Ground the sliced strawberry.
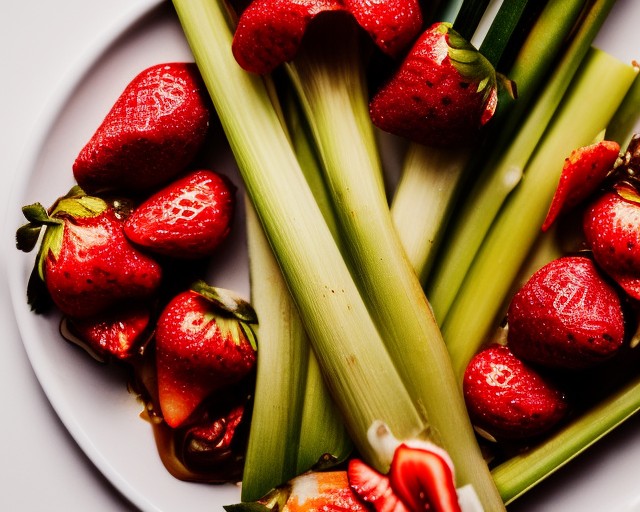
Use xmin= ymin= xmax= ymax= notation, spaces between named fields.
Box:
xmin=463 ymin=344 xmax=569 ymax=441
xmin=369 ymin=22 xmax=498 ymax=148
xmin=123 ymin=169 xmax=236 ymax=259
xmin=18 ymin=189 xmax=162 ymax=319
xmin=73 ymin=62 xmax=210 ymax=194
xmin=348 ymin=458 xmax=408 ymax=512
xmin=542 ymin=140 xmax=620 ymax=231
xmin=507 ymin=255 xmax=626 ymax=369
xmin=583 ymin=184 xmax=640 ymax=300
xmin=231 ymin=0 xmax=422 ymax=75
xmin=388 ymin=443 xmax=460 ymax=512
xmin=155 ymin=281 xmax=257 ymax=428
xmin=62 ymin=303 xmax=152 ymax=361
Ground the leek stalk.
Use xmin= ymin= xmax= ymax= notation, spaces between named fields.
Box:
xmin=285 ymin=16 xmax=504 ymax=509
xmin=428 ymin=0 xmax=619 ymax=324
xmin=173 ymin=0 xmax=425 ymax=475
xmin=442 ymin=47 xmax=638 ymax=380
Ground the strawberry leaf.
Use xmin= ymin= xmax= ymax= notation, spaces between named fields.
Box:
xmin=191 ymin=279 xmax=258 ymax=324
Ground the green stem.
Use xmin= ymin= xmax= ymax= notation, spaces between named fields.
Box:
xmin=173 ymin=0 xmax=425 ymax=474
xmin=442 ymin=47 xmax=638 ymax=381
xmin=452 ymin=0 xmax=493 ymax=40
xmin=427 ymin=0 xmax=618 ymax=324
xmin=285 ymin=16 xmax=504 ymax=510
xmin=493 ymin=372 xmax=640 ymax=504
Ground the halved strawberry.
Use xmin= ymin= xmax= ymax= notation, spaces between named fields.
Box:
xmin=369 ymin=22 xmax=498 ymax=147
xmin=542 ymin=140 xmax=620 ymax=231
xmin=463 ymin=344 xmax=569 ymax=441
xmin=124 ymin=169 xmax=236 ymax=259
xmin=388 ymin=443 xmax=460 ymax=512
xmin=17 ymin=188 xmax=163 ymax=319
xmin=154 ymin=281 xmax=257 ymax=428
xmin=231 ymin=0 xmax=422 ymax=75
xmin=347 ymin=458 xmax=408 ymax=512
xmin=583 ymin=184 xmax=640 ymax=301
xmin=72 ymin=62 xmax=210 ymax=194
xmin=507 ymin=255 xmax=626 ymax=369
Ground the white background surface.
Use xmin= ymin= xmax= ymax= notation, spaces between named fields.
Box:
xmin=1 ymin=1 xmax=640 ymax=511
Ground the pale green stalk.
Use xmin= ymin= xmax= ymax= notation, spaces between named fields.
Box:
xmin=442 ymin=47 xmax=638 ymax=381
xmin=493 ymin=374 xmax=640 ymax=504
xmin=428 ymin=0 xmax=619 ymax=323
xmin=285 ymin=17 xmax=504 ymax=510
xmin=391 ymin=146 xmax=471 ymax=283
xmin=173 ymin=0 xmax=426 ymax=474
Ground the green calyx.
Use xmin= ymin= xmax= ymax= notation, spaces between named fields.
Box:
xmin=17 ymin=186 xmax=109 ymax=282
xmin=190 ymin=279 xmax=258 ymax=351
xmin=440 ymin=22 xmax=498 ymax=101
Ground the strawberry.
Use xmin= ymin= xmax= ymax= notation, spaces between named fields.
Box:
xmin=72 ymin=62 xmax=210 ymax=195
xmin=17 ymin=187 xmax=163 ymax=319
xmin=181 ymin=400 xmax=249 ymax=481
xmin=347 ymin=458 xmax=409 ymax=512
xmin=61 ymin=303 xmax=152 ymax=361
xmin=583 ymin=184 xmax=640 ymax=301
xmin=123 ymin=169 xmax=236 ymax=259
xmin=388 ymin=443 xmax=460 ymax=512
xmin=154 ymin=281 xmax=257 ymax=428
xmin=231 ymin=0 xmax=422 ymax=75
xmin=507 ymin=256 xmax=625 ymax=369
xmin=463 ymin=344 xmax=569 ymax=440
xmin=369 ymin=22 xmax=499 ymax=148
xmin=542 ymin=140 xmax=620 ymax=231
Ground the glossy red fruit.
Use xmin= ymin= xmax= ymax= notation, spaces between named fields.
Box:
xmin=507 ymin=255 xmax=625 ymax=369
xmin=124 ymin=169 xmax=236 ymax=259
xmin=231 ymin=0 xmax=422 ymax=75
xmin=583 ymin=184 xmax=640 ymax=300
xmin=18 ymin=190 xmax=162 ymax=319
xmin=155 ymin=282 xmax=257 ymax=428
xmin=348 ymin=458 xmax=409 ymax=512
xmin=63 ymin=304 xmax=152 ymax=361
xmin=389 ymin=443 xmax=460 ymax=512
xmin=463 ymin=344 xmax=569 ymax=440
xmin=369 ymin=22 xmax=498 ymax=148
xmin=542 ymin=140 xmax=620 ymax=231
xmin=73 ymin=62 xmax=210 ymax=194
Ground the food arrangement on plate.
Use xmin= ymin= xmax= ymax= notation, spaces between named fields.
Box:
xmin=12 ymin=0 xmax=640 ymax=510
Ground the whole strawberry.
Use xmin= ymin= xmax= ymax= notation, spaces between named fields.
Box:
xmin=369 ymin=22 xmax=498 ymax=147
xmin=73 ymin=62 xmax=210 ymax=194
xmin=231 ymin=0 xmax=422 ymax=75
xmin=154 ymin=281 xmax=257 ymax=428
xmin=61 ymin=304 xmax=152 ymax=362
xmin=463 ymin=344 xmax=568 ymax=441
xmin=583 ymin=184 xmax=640 ymax=301
xmin=124 ymin=169 xmax=236 ymax=259
xmin=507 ymin=256 xmax=625 ymax=369
xmin=17 ymin=187 xmax=162 ymax=319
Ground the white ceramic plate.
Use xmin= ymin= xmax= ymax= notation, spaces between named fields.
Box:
xmin=6 ymin=1 xmax=640 ymax=511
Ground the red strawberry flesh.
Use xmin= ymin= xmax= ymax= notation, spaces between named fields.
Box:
xmin=73 ymin=62 xmax=210 ymax=194
xmin=463 ymin=344 xmax=568 ymax=440
xmin=507 ymin=256 xmax=625 ymax=369
xmin=231 ymin=0 xmax=422 ymax=75
xmin=155 ymin=290 xmax=256 ymax=428
xmin=369 ymin=22 xmax=498 ymax=148
xmin=583 ymin=186 xmax=640 ymax=300
xmin=44 ymin=208 xmax=162 ymax=318
xmin=124 ymin=169 xmax=236 ymax=259
xmin=542 ymin=140 xmax=620 ymax=231
xmin=348 ymin=458 xmax=409 ymax=512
